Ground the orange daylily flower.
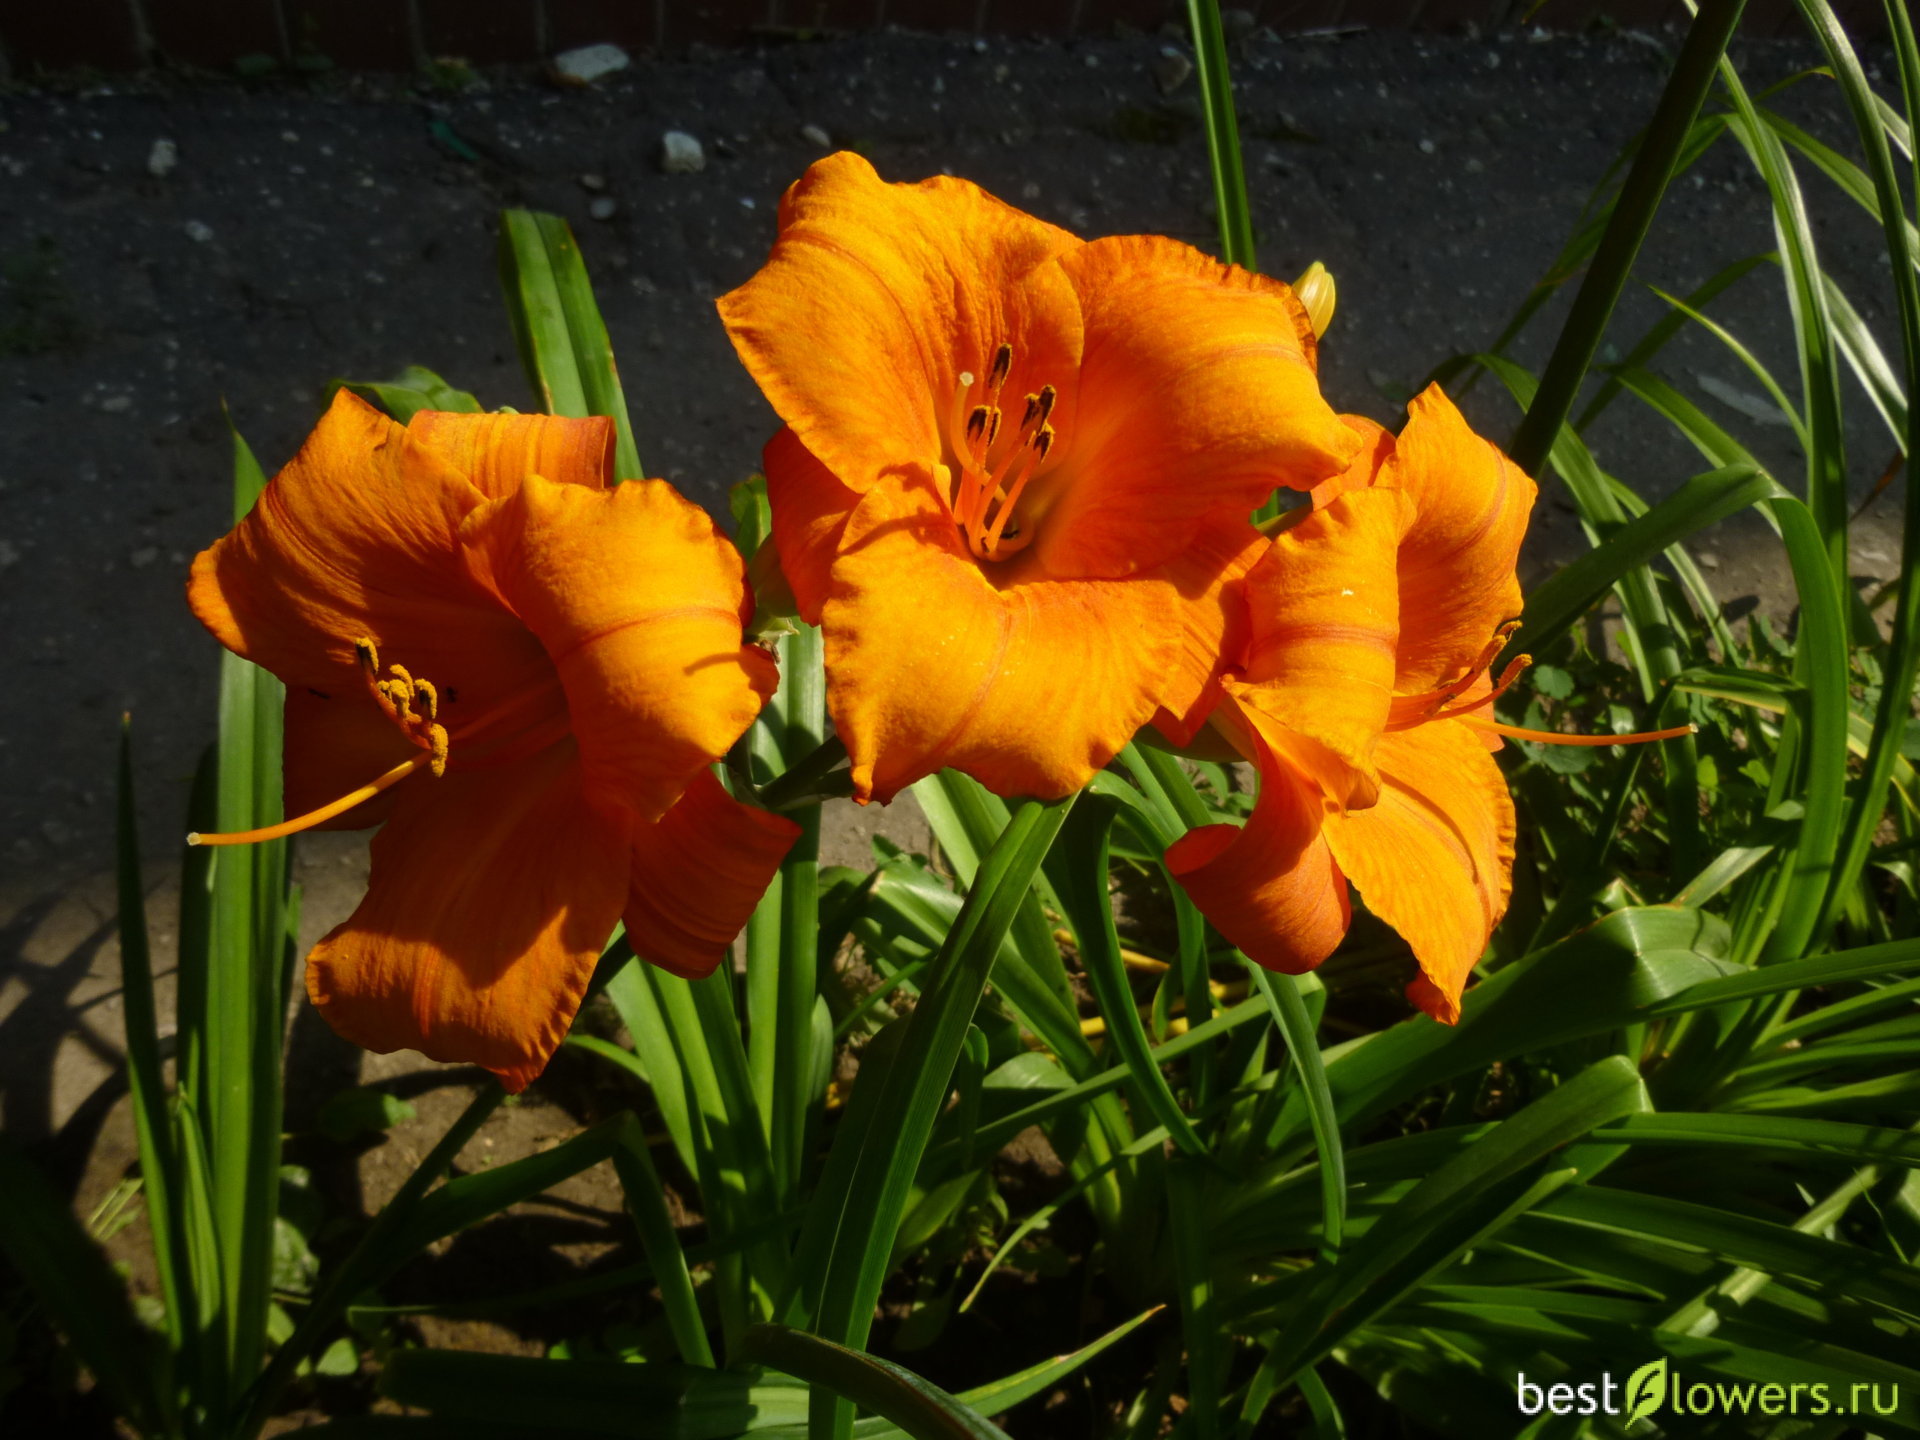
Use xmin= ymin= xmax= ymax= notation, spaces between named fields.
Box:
xmin=718 ymin=153 xmax=1358 ymax=803
xmin=1170 ymin=385 xmax=1671 ymax=1022
xmin=187 ymin=391 xmax=797 ymax=1090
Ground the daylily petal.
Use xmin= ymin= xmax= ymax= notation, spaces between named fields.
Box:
xmin=459 ymin=475 xmax=777 ymax=823
xmin=821 ymin=471 xmax=1180 ymax=803
xmin=1232 ymin=486 xmax=1407 ymax=800
xmin=1149 ymin=514 xmax=1268 ymax=746
xmin=719 ymin=152 xmax=1081 ymax=502
xmin=187 ymin=390 xmax=548 ymax=699
xmin=1166 ymin=719 xmax=1350 ymax=974
xmin=305 ymin=739 xmax=631 ymax=1093
xmin=764 ymin=426 xmax=857 ymax=626
xmin=1382 ymin=385 xmax=1535 ymax=692
xmin=1321 ymin=719 xmax=1515 ymax=1024
xmin=407 ymin=409 xmax=614 ymax=496
xmin=625 ymin=769 xmax=801 ymax=979
xmin=1031 ymin=236 xmax=1358 ymax=579
xmin=1310 ymin=413 xmax=1395 ymax=508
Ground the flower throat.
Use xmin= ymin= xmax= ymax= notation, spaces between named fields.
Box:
xmin=945 ymin=342 xmax=1057 ymax=561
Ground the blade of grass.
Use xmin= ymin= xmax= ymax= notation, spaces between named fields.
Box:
xmin=1247 ymin=967 xmax=1345 ymax=1260
xmin=1268 ymin=1057 xmax=1648 ymax=1382
xmin=610 ymin=1132 xmax=716 ymax=1368
xmin=1574 ymin=253 xmax=1776 ymax=430
xmin=1506 ymin=459 xmax=1781 ymax=661
xmin=1507 ymin=0 xmax=1748 ymax=475
xmin=745 ymin=1326 xmax=1005 ymax=1440
xmin=0 ymin=1140 xmax=171 ymax=1435
xmin=1049 ymin=797 xmax=1205 ymax=1157
xmin=1717 ymin=47 xmax=1852 ymax=594
xmin=1757 ymin=495 xmax=1850 ymax=963
xmin=1486 ymin=356 xmax=1708 ymax=868
xmin=239 ymin=1085 xmax=504 ymax=1439
xmin=1167 ymin=1157 xmax=1223 ymax=1440
xmin=114 ymin=719 xmax=192 ymax=1360
xmin=1121 ymin=745 xmax=1221 ymax=1104
xmin=1799 ymin=0 xmax=1920 ymax=947
xmin=805 ymin=795 xmax=1075 ymax=1440
xmin=203 ymin=418 xmax=288 ymax=1404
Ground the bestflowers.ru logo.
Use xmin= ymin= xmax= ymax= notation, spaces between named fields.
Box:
xmin=1516 ymin=1359 xmax=1905 ymax=1425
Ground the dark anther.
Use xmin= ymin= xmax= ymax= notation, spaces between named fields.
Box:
xmin=988 ymin=343 xmax=1013 ymax=392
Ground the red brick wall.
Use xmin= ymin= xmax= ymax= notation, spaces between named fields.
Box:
xmin=0 ymin=0 xmax=1885 ymax=74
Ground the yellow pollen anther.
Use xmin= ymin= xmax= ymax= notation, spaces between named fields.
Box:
xmin=354 ymin=637 xmax=380 ymax=675
xmin=428 ymin=723 xmax=449 ymax=777
xmin=414 ymin=678 xmax=438 ymax=721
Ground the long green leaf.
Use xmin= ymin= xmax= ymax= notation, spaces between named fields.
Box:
xmin=114 ymin=721 xmax=192 ymax=1361
xmin=1718 ymin=47 xmax=1852 ymax=587
xmin=1593 ymin=1112 xmax=1920 ymax=1168
xmin=382 ymin=1351 xmax=807 ymax=1438
xmin=1507 ymin=0 xmax=1747 ymax=474
xmin=239 ymin=1086 xmax=504 ymax=1436
xmin=0 ymin=1139 xmax=169 ymax=1434
xmin=1185 ymin=0 xmax=1255 ymax=271
xmin=804 ymin=796 xmax=1075 ymax=1440
xmin=197 ymin=417 xmax=289 ymax=1407
xmin=1507 ymin=459 xmax=1778 ymax=662
xmin=1757 ymin=495 xmax=1850 ymax=963
xmin=1800 ymin=0 xmax=1920 ymax=949
xmin=1167 ymin=1158 xmax=1223 ymax=1440
xmin=1268 ymin=1057 xmax=1648 ymax=1381
xmin=744 ymin=1326 xmax=1004 ymax=1440
xmin=611 ymin=1136 xmax=716 ymax=1368
xmin=497 ymin=208 xmax=642 ymax=478
xmin=1247 ymin=967 xmax=1345 ymax=1258
xmin=1050 ymin=797 xmax=1204 ymax=1156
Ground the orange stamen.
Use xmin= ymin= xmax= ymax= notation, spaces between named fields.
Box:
xmin=1387 ymin=624 xmax=1691 ymax=749
xmin=1455 ymin=715 xmax=1697 ymax=746
xmin=980 ymin=445 xmax=1039 ymax=556
xmin=1431 ymin=654 xmax=1531 ymax=720
xmin=981 ymin=424 xmax=1053 ymax=557
xmin=187 ymin=750 xmax=432 ymax=846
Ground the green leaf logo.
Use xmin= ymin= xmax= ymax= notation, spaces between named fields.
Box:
xmin=1624 ymin=1357 xmax=1669 ymax=1427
